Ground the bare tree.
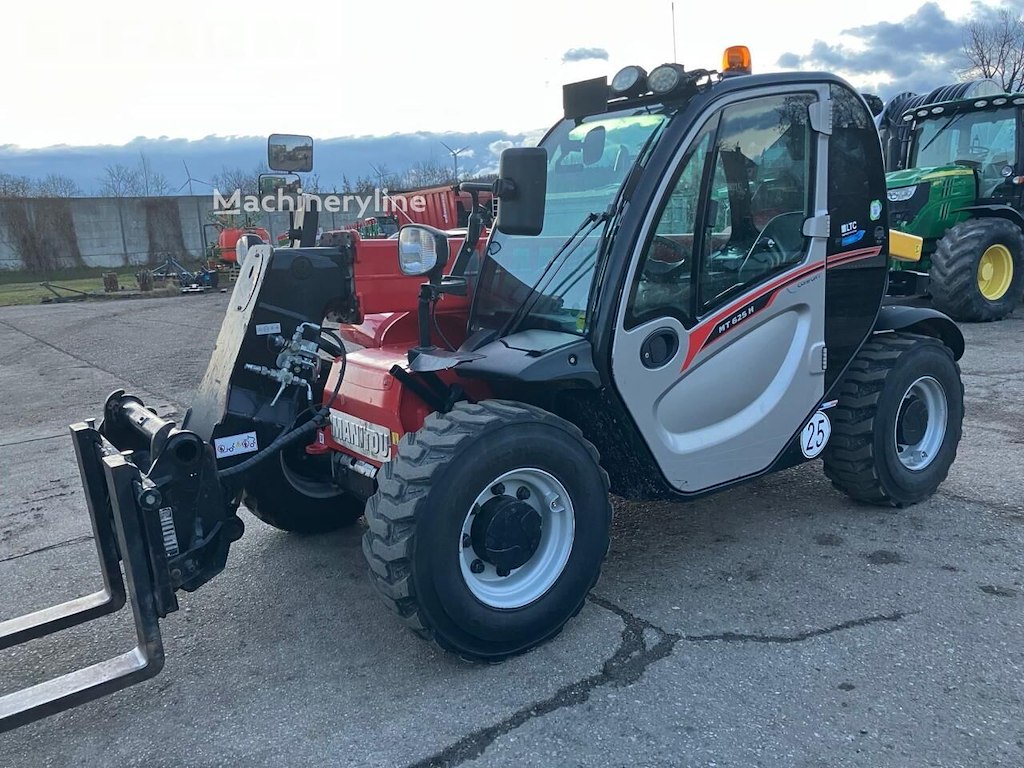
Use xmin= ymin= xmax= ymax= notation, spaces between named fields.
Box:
xmin=98 ymin=156 xmax=172 ymax=197
xmin=99 ymin=163 xmax=141 ymax=197
xmin=300 ymin=172 xmax=321 ymax=193
xmin=400 ymin=157 xmax=454 ymax=189
xmin=0 ymin=173 xmax=35 ymax=197
xmin=961 ymin=8 xmax=1024 ymax=92
xmin=211 ymin=164 xmax=268 ymax=195
xmin=33 ymin=174 xmax=82 ymax=197
xmin=137 ymin=153 xmax=171 ymax=196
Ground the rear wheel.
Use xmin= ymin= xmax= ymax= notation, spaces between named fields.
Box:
xmin=362 ymin=400 xmax=612 ymax=661
xmin=242 ymin=444 xmax=365 ymax=533
xmin=823 ymin=334 xmax=963 ymax=507
xmin=929 ymin=218 xmax=1024 ymax=321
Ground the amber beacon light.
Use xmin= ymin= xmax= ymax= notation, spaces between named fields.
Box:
xmin=722 ymin=45 xmax=752 ymax=76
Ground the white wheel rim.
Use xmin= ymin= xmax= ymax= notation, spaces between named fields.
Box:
xmin=895 ymin=376 xmax=948 ymax=471
xmin=458 ymin=468 xmax=575 ymax=609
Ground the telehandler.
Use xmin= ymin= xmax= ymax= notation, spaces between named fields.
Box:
xmin=0 ymin=48 xmax=965 ymax=731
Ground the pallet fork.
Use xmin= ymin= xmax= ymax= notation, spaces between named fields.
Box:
xmin=0 ymin=395 xmax=241 ymax=732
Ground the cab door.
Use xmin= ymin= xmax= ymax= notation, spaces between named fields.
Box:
xmin=611 ymin=85 xmax=831 ymax=493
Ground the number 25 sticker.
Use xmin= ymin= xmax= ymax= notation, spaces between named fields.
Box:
xmin=801 ymin=410 xmax=831 ymax=459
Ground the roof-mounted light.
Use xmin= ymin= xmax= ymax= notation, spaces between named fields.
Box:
xmin=648 ymin=63 xmax=687 ymax=95
xmin=722 ymin=45 xmax=752 ymax=76
xmin=610 ymin=65 xmax=648 ymax=97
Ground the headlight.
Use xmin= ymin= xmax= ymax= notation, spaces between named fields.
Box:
xmin=398 ymin=225 xmax=447 ymax=277
xmin=887 ymin=186 xmax=918 ymax=202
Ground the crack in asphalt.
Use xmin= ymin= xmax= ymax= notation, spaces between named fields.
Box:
xmin=0 ymin=433 xmax=65 ymax=449
xmin=938 ymin=489 xmax=1024 ymax=519
xmin=407 ymin=600 xmax=912 ymax=768
xmin=0 ymin=535 xmax=93 ymax=563
xmin=405 ymin=596 xmax=680 ymax=768
xmin=682 ymin=610 xmax=910 ymax=644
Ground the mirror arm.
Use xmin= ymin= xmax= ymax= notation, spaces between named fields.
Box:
xmin=451 ymin=188 xmax=489 ymax=277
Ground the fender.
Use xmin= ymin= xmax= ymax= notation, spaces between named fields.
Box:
xmin=874 ymin=304 xmax=964 ymax=360
xmin=955 ymin=204 xmax=1024 ymax=229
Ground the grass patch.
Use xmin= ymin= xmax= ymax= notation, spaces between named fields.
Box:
xmin=0 ymin=268 xmax=192 ymax=306
xmin=0 ymin=271 xmax=137 ymax=306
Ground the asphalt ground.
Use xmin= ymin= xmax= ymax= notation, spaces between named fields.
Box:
xmin=0 ymin=294 xmax=1021 ymax=767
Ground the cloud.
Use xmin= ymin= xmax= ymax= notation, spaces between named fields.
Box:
xmin=776 ymin=1 xmax=1009 ymax=99
xmin=562 ymin=47 xmax=609 ymax=63
xmin=0 ymin=131 xmax=530 ymax=195
xmin=488 ymin=140 xmax=515 ymax=156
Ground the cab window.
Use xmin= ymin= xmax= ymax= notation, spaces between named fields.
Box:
xmin=626 ymin=92 xmax=814 ymax=329
xmin=697 ymin=93 xmax=814 ymax=312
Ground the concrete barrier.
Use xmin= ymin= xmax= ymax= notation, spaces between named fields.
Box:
xmin=0 ymin=196 xmax=359 ymax=271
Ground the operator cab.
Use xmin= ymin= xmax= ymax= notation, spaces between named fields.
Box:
xmin=438 ymin=52 xmax=895 ymax=496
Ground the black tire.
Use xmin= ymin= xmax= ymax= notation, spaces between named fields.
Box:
xmin=362 ymin=400 xmax=612 ymax=661
xmin=929 ymin=218 xmax=1024 ymax=321
xmin=242 ymin=446 xmax=365 ymax=533
xmin=823 ymin=334 xmax=964 ymax=507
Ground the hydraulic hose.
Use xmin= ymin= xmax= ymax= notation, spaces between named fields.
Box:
xmin=217 ymin=418 xmax=319 ymax=481
xmin=217 ymin=328 xmax=347 ymax=482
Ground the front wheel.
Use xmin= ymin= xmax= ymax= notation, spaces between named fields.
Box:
xmin=362 ymin=400 xmax=612 ymax=661
xmin=823 ymin=334 xmax=964 ymax=507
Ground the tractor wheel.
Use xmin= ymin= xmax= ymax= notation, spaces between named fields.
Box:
xmin=823 ymin=334 xmax=963 ymax=507
xmin=242 ymin=444 xmax=365 ymax=533
xmin=929 ymin=218 xmax=1024 ymax=321
xmin=362 ymin=400 xmax=612 ymax=661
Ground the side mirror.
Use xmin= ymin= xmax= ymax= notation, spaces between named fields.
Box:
xmin=258 ymin=173 xmax=301 ymax=196
xmin=267 ymin=134 xmax=313 ymax=173
xmin=398 ymin=225 xmax=448 ymax=280
xmin=582 ymin=126 xmax=606 ymax=165
xmin=495 ymin=147 xmax=547 ymax=236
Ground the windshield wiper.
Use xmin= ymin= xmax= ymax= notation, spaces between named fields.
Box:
xmin=916 ymin=112 xmax=966 ymax=159
xmin=499 ymin=209 xmax=610 ymax=337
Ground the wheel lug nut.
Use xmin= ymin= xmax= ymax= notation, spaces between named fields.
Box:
xmin=496 ymin=566 xmax=510 ymax=577
xmin=470 ymin=559 xmax=485 ymax=574
xmin=516 ymin=487 xmax=530 ymax=500
xmin=491 ymin=483 xmax=505 ymax=496
xmin=462 ymin=534 xmax=472 ymax=549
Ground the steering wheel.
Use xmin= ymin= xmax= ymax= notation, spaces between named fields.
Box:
xmin=738 ymin=230 xmax=788 ymax=280
xmin=643 ymin=235 xmax=690 ymax=281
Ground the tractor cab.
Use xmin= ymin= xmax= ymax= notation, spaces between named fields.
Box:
xmin=888 ymin=95 xmax=1024 ymax=236
xmin=885 ymin=94 xmax=1024 ymax=320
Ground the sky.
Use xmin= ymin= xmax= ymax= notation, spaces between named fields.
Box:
xmin=0 ymin=0 xmax=1015 ymax=190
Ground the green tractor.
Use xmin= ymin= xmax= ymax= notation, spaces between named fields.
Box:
xmin=883 ymin=92 xmax=1024 ymax=321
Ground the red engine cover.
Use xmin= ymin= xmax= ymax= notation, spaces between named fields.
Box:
xmin=320 ymin=235 xmax=492 ymax=466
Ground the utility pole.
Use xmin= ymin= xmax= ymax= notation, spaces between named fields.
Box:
xmin=440 ymin=141 xmax=468 ymax=183
xmin=369 ymin=163 xmax=387 ymax=189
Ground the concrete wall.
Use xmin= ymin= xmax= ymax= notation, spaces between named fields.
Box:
xmin=0 ymin=196 xmax=361 ymax=271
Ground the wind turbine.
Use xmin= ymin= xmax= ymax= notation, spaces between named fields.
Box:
xmin=177 ymin=160 xmax=212 ymax=195
xmin=440 ymin=141 xmax=469 ymax=183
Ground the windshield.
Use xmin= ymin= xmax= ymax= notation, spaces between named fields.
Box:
xmin=472 ymin=108 xmax=670 ymax=335
xmin=912 ymin=108 xmax=1017 ymax=194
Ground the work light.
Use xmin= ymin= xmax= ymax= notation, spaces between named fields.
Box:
xmin=610 ymin=65 xmax=648 ymax=97
xmin=648 ymin=64 xmax=687 ymax=95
